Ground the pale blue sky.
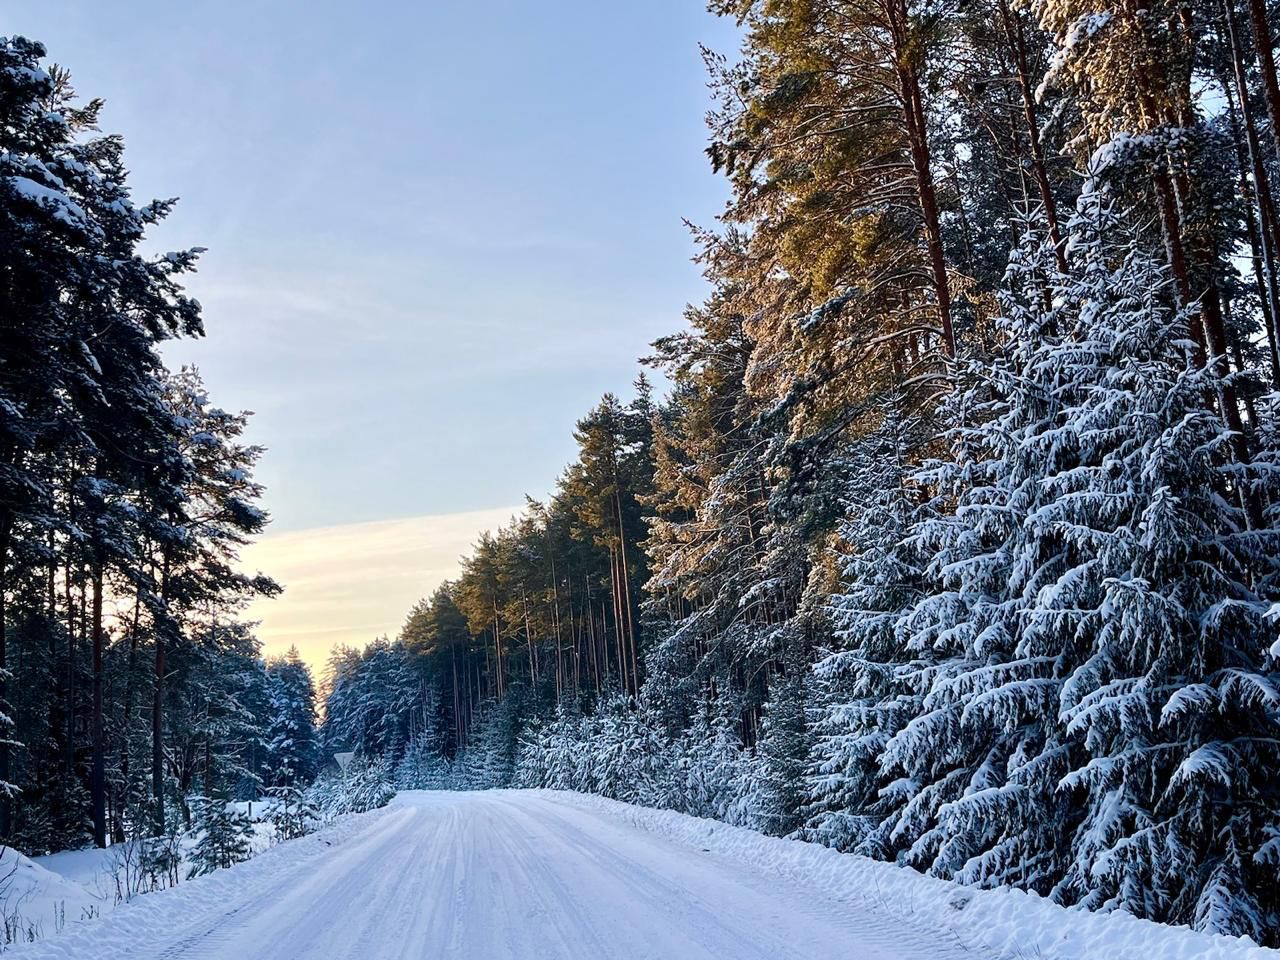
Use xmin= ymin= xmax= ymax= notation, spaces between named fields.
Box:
xmin=9 ymin=1 xmax=736 ymax=537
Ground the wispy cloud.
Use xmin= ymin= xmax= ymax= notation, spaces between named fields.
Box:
xmin=240 ymin=506 xmax=520 ymax=676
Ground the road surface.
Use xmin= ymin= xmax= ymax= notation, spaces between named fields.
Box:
xmin=18 ymin=790 xmax=974 ymax=960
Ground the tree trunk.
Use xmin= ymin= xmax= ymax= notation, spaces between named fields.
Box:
xmin=521 ymin=589 xmax=537 ymax=685
xmin=613 ymin=490 xmax=640 ymax=695
xmin=1222 ymin=0 xmax=1280 ymax=383
xmin=455 ymin=663 xmax=464 ymax=747
xmin=114 ymin=583 xmax=145 ymax=843
xmin=997 ymin=0 xmax=1068 ymax=271
xmin=888 ymin=0 xmax=955 ymax=359
xmin=491 ymin=594 xmax=504 ymax=700
xmin=152 ymin=552 xmax=171 ymax=837
xmin=0 ymin=511 xmax=10 ymax=839
xmin=550 ymin=553 xmax=564 ymax=702
xmin=1245 ymin=0 xmax=1280 ymax=161
xmin=91 ymin=558 xmax=106 ymax=848
xmin=608 ymin=546 xmax=627 ymax=695
xmin=152 ymin=628 xmax=166 ymax=836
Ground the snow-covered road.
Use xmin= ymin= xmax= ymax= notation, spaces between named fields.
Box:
xmin=19 ymin=790 xmax=1277 ymax=960
xmin=16 ymin=790 xmax=971 ymax=960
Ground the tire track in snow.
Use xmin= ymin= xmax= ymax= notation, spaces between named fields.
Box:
xmin=156 ymin=806 xmax=418 ymax=960
xmin=493 ymin=792 xmax=943 ymax=960
xmin=10 ymin=791 xmax=979 ymax=960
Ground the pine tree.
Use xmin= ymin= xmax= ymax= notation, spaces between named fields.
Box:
xmin=266 ymin=784 xmax=319 ymax=842
xmin=186 ymin=795 xmax=254 ymax=877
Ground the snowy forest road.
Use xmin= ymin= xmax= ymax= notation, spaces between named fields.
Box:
xmin=16 ymin=790 xmax=977 ymax=960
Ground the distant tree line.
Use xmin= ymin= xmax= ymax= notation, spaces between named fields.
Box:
xmin=321 ymin=0 xmax=1280 ymax=944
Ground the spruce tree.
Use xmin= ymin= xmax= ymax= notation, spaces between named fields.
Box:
xmin=264 ymin=648 xmax=319 ymax=787
xmin=187 ymin=795 xmax=254 ymax=877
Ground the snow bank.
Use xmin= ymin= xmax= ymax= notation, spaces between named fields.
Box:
xmin=30 ymin=848 xmax=115 ymax=893
xmin=0 ymin=847 xmax=103 ymax=942
xmin=6 ymin=807 xmax=394 ymax=957
xmin=539 ymin=790 xmax=1279 ymax=960
xmin=6 ymin=799 xmax=289 ymax=949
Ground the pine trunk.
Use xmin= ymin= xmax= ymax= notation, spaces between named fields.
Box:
xmin=889 ymin=0 xmax=955 ymax=359
xmin=998 ymin=0 xmax=1067 ymax=270
xmin=1221 ymin=5 xmax=1280 ymax=383
xmin=152 ymin=553 xmax=170 ymax=836
xmin=0 ymin=510 xmax=10 ymax=839
xmin=91 ymin=559 xmax=106 ymax=848
xmin=1245 ymin=0 xmax=1280 ymax=161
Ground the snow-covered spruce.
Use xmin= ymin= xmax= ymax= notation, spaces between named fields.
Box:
xmin=809 ymin=181 xmax=1280 ymax=937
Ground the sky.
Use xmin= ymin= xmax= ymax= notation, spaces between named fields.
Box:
xmin=6 ymin=2 xmax=737 ymax=671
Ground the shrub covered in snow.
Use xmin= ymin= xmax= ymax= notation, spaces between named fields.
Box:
xmin=266 ymin=785 xmax=321 ymax=842
xmin=186 ymin=797 xmax=254 ymax=878
xmin=307 ymin=756 xmax=396 ymax=819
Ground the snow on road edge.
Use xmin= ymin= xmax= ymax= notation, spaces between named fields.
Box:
xmin=535 ymin=789 xmax=1279 ymax=960
xmin=6 ymin=805 xmax=397 ymax=958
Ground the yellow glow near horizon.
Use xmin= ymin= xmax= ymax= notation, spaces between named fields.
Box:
xmin=239 ymin=507 xmax=519 ymax=677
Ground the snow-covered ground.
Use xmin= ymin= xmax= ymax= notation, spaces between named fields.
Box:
xmin=0 ymin=846 xmax=105 ymax=943
xmin=5 ymin=790 xmax=1277 ymax=959
xmin=0 ymin=807 xmax=281 ymax=947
